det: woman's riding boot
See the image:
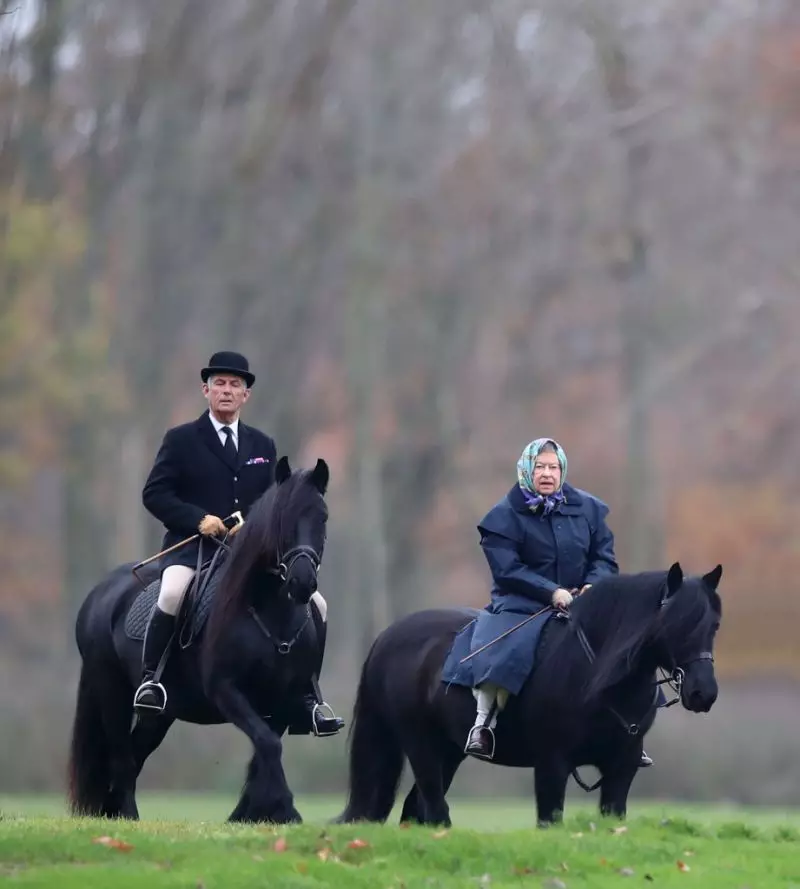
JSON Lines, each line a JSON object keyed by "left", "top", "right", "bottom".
{"left": 465, "top": 686, "right": 498, "bottom": 760}
{"left": 133, "top": 605, "right": 175, "bottom": 714}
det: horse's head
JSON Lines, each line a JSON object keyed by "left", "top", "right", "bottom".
{"left": 272, "top": 455, "right": 329, "bottom": 606}
{"left": 654, "top": 561, "right": 722, "bottom": 713}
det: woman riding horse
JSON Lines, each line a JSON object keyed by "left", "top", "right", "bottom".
{"left": 458, "top": 437, "right": 653, "bottom": 767}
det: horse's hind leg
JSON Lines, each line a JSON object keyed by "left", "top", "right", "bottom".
{"left": 398, "top": 732, "right": 454, "bottom": 827}
{"left": 96, "top": 666, "right": 141, "bottom": 819}
{"left": 400, "top": 746, "right": 464, "bottom": 825}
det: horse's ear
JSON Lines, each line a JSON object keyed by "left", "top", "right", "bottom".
{"left": 311, "top": 458, "right": 329, "bottom": 495}
{"left": 702, "top": 564, "right": 723, "bottom": 590}
{"left": 275, "top": 456, "right": 292, "bottom": 484}
{"left": 665, "top": 561, "right": 683, "bottom": 598}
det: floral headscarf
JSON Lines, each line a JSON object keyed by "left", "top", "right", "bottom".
{"left": 516, "top": 437, "right": 568, "bottom": 515}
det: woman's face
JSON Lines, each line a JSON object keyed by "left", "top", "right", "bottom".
{"left": 533, "top": 449, "right": 562, "bottom": 495}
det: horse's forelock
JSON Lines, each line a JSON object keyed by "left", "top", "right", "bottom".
{"left": 658, "top": 576, "right": 718, "bottom": 658}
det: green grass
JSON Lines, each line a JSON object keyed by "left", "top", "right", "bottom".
{"left": 1, "top": 797, "right": 799, "bottom": 887}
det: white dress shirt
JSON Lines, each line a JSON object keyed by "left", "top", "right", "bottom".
{"left": 208, "top": 412, "right": 239, "bottom": 450}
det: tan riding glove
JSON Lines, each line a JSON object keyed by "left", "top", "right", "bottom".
{"left": 198, "top": 514, "right": 227, "bottom": 537}
{"left": 551, "top": 587, "right": 574, "bottom": 610}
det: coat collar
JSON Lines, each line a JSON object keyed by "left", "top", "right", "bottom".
{"left": 195, "top": 412, "right": 254, "bottom": 471}
{"left": 507, "top": 481, "right": 584, "bottom": 516}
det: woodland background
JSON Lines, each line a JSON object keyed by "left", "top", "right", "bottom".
{"left": 1, "top": 0, "right": 799, "bottom": 804}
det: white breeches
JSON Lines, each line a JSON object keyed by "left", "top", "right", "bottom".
{"left": 471, "top": 682, "right": 510, "bottom": 730}
{"left": 157, "top": 566, "right": 329, "bottom": 623}
{"left": 310, "top": 590, "right": 327, "bottom": 622}
{"left": 157, "top": 565, "right": 195, "bottom": 615}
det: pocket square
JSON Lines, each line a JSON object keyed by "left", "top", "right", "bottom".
{"left": 245, "top": 456, "right": 269, "bottom": 465}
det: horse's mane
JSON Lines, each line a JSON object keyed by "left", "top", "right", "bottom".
{"left": 202, "top": 466, "right": 327, "bottom": 668}
{"left": 542, "top": 569, "right": 716, "bottom": 703}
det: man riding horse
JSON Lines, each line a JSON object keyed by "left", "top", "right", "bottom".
{"left": 132, "top": 350, "right": 343, "bottom": 737}
{"left": 453, "top": 437, "right": 654, "bottom": 768}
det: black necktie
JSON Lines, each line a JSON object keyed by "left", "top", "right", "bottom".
{"left": 221, "top": 426, "right": 237, "bottom": 464}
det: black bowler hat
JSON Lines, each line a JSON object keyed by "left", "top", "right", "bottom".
{"left": 201, "top": 351, "right": 255, "bottom": 388}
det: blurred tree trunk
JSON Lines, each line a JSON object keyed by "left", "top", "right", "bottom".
{"left": 586, "top": 8, "right": 663, "bottom": 571}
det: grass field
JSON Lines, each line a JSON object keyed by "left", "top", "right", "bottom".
{"left": 1, "top": 795, "right": 799, "bottom": 887}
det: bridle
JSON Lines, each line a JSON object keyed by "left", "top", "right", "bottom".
{"left": 571, "top": 620, "right": 714, "bottom": 736}
{"left": 566, "top": 582, "right": 715, "bottom": 792}
{"left": 248, "top": 543, "right": 322, "bottom": 656}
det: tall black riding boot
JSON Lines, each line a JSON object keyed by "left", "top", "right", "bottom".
{"left": 133, "top": 605, "right": 175, "bottom": 714}
{"left": 287, "top": 678, "right": 345, "bottom": 737}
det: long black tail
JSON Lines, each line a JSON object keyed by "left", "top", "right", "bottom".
{"left": 334, "top": 640, "right": 405, "bottom": 823}
{"left": 67, "top": 660, "right": 110, "bottom": 816}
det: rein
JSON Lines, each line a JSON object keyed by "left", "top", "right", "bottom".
{"left": 565, "top": 585, "right": 714, "bottom": 793}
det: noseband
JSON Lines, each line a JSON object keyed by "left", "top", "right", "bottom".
{"left": 267, "top": 544, "right": 321, "bottom": 584}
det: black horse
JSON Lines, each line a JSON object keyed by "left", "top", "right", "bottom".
{"left": 337, "top": 562, "right": 722, "bottom": 828}
{"left": 67, "top": 456, "right": 336, "bottom": 824}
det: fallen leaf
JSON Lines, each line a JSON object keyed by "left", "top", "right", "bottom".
{"left": 478, "top": 875, "right": 491, "bottom": 886}
{"left": 570, "top": 832, "right": 584, "bottom": 839}
{"left": 432, "top": 829, "right": 449, "bottom": 839}
{"left": 619, "top": 867, "right": 635, "bottom": 876}
{"left": 611, "top": 825, "right": 628, "bottom": 835}
{"left": 252, "top": 855, "right": 264, "bottom": 862}
{"left": 677, "top": 860, "right": 691, "bottom": 872}
{"left": 296, "top": 863, "right": 308, "bottom": 874}
{"left": 347, "top": 838, "right": 370, "bottom": 849}
{"left": 512, "top": 866, "right": 534, "bottom": 875}
{"left": 683, "top": 850, "right": 695, "bottom": 857}
{"left": 560, "top": 862, "right": 569, "bottom": 871}
{"left": 92, "top": 836, "right": 134, "bottom": 852}
{"left": 399, "top": 822, "right": 411, "bottom": 830}
{"left": 273, "top": 837, "right": 288, "bottom": 853}
{"left": 599, "top": 858, "right": 608, "bottom": 866}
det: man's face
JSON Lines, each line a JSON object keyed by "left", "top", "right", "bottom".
{"left": 203, "top": 374, "right": 250, "bottom": 421}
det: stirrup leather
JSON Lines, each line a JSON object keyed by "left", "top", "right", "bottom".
{"left": 464, "top": 724, "right": 496, "bottom": 759}
{"left": 311, "top": 702, "right": 339, "bottom": 737}
{"left": 133, "top": 679, "right": 168, "bottom": 712}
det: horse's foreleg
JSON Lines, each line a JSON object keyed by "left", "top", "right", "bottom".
{"left": 211, "top": 682, "right": 300, "bottom": 824}
{"left": 534, "top": 755, "right": 571, "bottom": 827}
{"left": 598, "top": 752, "right": 640, "bottom": 820}
{"left": 228, "top": 718, "right": 288, "bottom": 823}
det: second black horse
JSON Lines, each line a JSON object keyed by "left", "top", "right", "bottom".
{"left": 337, "top": 562, "right": 722, "bottom": 827}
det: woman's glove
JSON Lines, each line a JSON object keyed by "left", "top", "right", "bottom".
{"left": 551, "top": 587, "right": 574, "bottom": 610}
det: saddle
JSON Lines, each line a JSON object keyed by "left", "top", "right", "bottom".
{"left": 124, "top": 542, "right": 228, "bottom": 647}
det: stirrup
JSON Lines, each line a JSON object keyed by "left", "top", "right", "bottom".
{"left": 133, "top": 679, "right": 168, "bottom": 713}
{"left": 464, "top": 724, "right": 495, "bottom": 760}
{"left": 311, "top": 702, "right": 340, "bottom": 737}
